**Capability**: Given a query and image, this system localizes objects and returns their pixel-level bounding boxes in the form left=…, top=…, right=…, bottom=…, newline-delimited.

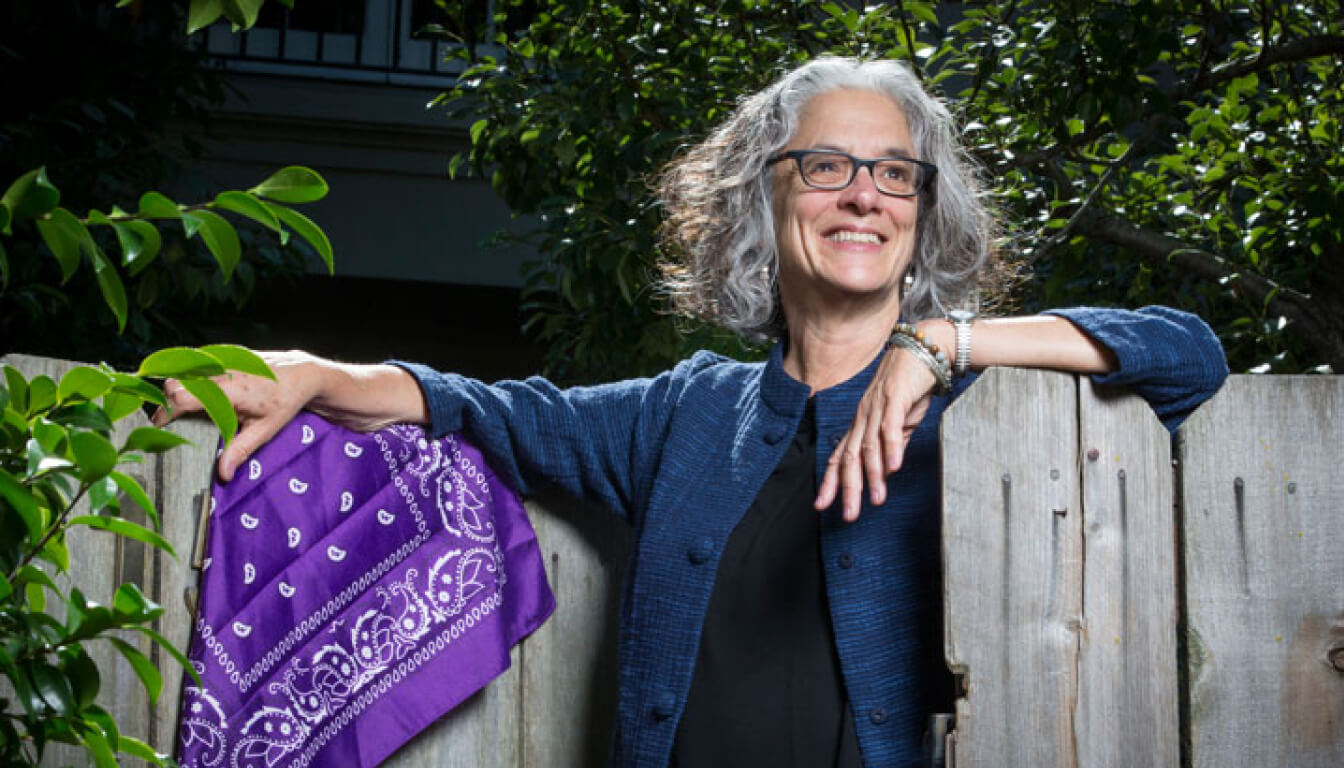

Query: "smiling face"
left=772, top=88, right=920, bottom=321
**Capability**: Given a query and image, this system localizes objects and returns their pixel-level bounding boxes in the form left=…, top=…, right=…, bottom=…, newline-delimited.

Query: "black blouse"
left=671, top=402, right=864, bottom=767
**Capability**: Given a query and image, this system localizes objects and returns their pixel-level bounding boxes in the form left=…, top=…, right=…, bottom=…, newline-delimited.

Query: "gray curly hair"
left=657, top=56, right=995, bottom=341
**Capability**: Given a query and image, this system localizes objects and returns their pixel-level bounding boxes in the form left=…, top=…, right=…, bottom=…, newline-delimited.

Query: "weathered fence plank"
left=519, top=495, right=629, bottom=767
left=1178, top=376, right=1344, bottom=767
left=1075, top=378, right=1179, bottom=767
left=942, top=368, right=1083, bottom=767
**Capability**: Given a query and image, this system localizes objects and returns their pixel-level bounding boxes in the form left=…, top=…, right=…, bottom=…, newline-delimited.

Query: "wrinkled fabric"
left=176, top=414, right=554, bottom=768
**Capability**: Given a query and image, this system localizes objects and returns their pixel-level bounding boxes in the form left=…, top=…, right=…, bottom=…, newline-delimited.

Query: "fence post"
left=1177, top=375, right=1344, bottom=767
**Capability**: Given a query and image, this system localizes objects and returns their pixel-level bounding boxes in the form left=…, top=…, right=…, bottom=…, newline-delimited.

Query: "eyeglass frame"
left=767, top=149, right=938, bottom=198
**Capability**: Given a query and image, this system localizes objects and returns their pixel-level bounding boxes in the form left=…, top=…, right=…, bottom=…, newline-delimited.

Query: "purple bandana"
left=176, top=414, right=555, bottom=768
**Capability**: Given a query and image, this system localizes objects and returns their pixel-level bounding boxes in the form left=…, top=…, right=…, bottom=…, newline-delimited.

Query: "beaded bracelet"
left=886, top=322, right=953, bottom=394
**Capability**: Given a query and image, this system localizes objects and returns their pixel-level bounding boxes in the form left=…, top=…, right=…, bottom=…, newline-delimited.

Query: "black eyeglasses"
left=768, top=149, right=937, bottom=197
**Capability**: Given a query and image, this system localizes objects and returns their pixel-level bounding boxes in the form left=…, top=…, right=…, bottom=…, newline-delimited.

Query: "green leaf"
left=221, top=0, right=264, bottom=29
left=88, top=475, right=120, bottom=513
left=70, top=431, right=118, bottom=481
left=63, top=647, right=101, bottom=710
left=2, top=167, right=61, bottom=221
left=79, top=722, right=119, bottom=768
left=30, top=661, right=77, bottom=715
left=201, top=344, right=275, bottom=379
left=132, top=624, right=203, bottom=686
left=82, top=706, right=122, bottom=760
left=0, top=199, right=10, bottom=234
left=27, top=580, right=46, bottom=611
left=32, top=417, right=65, bottom=453
left=265, top=202, right=334, bottom=273
left=181, top=377, right=237, bottom=445
left=58, top=366, right=113, bottom=403
left=137, top=191, right=182, bottom=219
left=187, top=0, right=225, bottom=34
left=0, top=237, right=8, bottom=290
left=0, top=468, right=42, bottom=538
left=5, top=364, right=29, bottom=412
left=34, top=206, right=84, bottom=282
left=122, top=426, right=191, bottom=453
left=110, top=372, right=169, bottom=407
left=214, top=190, right=282, bottom=232
left=27, top=374, right=57, bottom=415
left=14, top=563, right=59, bottom=592
left=116, top=220, right=162, bottom=275
left=49, top=402, right=114, bottom=431
left=102, top=391, right=141, bottom=421
left=39, top=532, right=70, bottom=572
left=250, top=166, right=329, bottom=203
left=190, top=208, right=241, bottom=281
left=118, top=735, right=168, bottom=764
left=107, top=637, right=162, bottom=707
left=113, top=582, right=164, bottom=622
left=88, top=242, right=128, bottom=333
left=110, top=470, right=160, bottom=530
left=137, top=347, right=227, bottom=378
left=68, top=515, right=176, bottom=557
left=470, top=119, right=489, bottom=145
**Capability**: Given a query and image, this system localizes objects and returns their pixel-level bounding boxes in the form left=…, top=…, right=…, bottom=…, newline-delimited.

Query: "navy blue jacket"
left=397, top=306, right=1228, bottom=767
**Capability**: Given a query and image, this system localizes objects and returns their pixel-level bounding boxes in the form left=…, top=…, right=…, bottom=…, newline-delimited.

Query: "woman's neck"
left=782, top=302, right=901, bottom=393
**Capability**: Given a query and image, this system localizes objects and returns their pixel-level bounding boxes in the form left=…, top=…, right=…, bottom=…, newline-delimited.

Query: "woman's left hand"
left=813, top=335, right=943, bottom=523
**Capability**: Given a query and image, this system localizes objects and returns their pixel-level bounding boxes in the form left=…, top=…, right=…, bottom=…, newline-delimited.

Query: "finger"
left=836, top=402, right=872, bottom=518
left=155, top=378, right=205, bottom=425
left=840, top=439, right=864, bottom=523
left=882, top=397, right=908, bottom=473
left=217, top=416, right=283, bottom=483
left=862, top=431, right=886, bottom=507
left=815, top=454, right=841, bottom=511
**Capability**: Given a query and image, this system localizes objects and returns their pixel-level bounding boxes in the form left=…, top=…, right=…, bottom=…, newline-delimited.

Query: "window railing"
left=202, top=0, right=504, bottom=87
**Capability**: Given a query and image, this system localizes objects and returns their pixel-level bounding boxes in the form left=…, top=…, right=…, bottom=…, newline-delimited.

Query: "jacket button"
left=688, top=537, right=714, bottom=565
left=763, top=424, right=789, bottom=444
left=652, top=691, right=677, bottom=721
left=869, top=706, right=888, bottom=725
left=837, top=552, right=855, bottom=569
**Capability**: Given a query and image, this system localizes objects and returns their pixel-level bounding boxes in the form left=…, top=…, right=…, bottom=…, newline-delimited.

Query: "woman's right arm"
left=154, top=350, right=429, bottom=482
left=156, top=349, right=719, bottom=522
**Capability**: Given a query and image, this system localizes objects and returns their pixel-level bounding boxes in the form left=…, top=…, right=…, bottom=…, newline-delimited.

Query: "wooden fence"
left=7, top=354, right=1340, bottom=767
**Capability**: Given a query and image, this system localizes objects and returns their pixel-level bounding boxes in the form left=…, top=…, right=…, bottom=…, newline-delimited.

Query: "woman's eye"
left=882, top=165, right=910, bottom=181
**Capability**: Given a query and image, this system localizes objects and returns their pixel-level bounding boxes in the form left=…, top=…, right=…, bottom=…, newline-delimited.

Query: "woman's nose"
left=840, top=167, right=881, bottom=213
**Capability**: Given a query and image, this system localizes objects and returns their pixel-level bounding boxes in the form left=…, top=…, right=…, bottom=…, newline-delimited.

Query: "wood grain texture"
left=942, top=368, right=1083, bottom=768
left=1178, top=375, right=1344, bottom=767
left=519, top=493, right=630, bottom=768
left=1075, top=377, right=1179, bottom=767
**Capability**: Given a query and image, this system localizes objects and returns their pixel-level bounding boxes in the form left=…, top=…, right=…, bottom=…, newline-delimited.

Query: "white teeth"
left=827, top=230, right=881, bottom=244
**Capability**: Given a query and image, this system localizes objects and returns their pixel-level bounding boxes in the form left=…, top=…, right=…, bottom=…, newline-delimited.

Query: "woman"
left=159, top=57, right=1227, bottom=767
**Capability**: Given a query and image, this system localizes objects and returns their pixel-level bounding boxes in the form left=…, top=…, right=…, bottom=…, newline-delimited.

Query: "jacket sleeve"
left=388, top=352, right=726, bottom=522
left=1042, top=305, right=1229, bottom=432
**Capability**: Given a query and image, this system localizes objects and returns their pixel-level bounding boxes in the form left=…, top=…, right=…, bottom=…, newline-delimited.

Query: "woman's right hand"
left=153, top=350, right=328, bottom=481
left=152, top=350, right=430, bottom=482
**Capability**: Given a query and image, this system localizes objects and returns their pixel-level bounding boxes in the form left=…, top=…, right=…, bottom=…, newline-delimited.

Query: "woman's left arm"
left=817, top=306, right=1228, bottom=520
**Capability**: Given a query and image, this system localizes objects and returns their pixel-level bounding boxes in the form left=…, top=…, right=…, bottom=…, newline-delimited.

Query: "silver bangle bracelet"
left=886, top=323, right=952, bottom=394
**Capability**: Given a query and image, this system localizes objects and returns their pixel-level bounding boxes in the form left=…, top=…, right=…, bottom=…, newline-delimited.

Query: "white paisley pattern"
left=180, top=430, right=508, bottom=768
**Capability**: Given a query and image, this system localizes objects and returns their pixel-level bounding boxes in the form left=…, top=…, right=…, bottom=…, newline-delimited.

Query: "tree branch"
left=1072, top=209, right=1324, bottom=333
left=1194, top=35, right=1344, bottom=91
